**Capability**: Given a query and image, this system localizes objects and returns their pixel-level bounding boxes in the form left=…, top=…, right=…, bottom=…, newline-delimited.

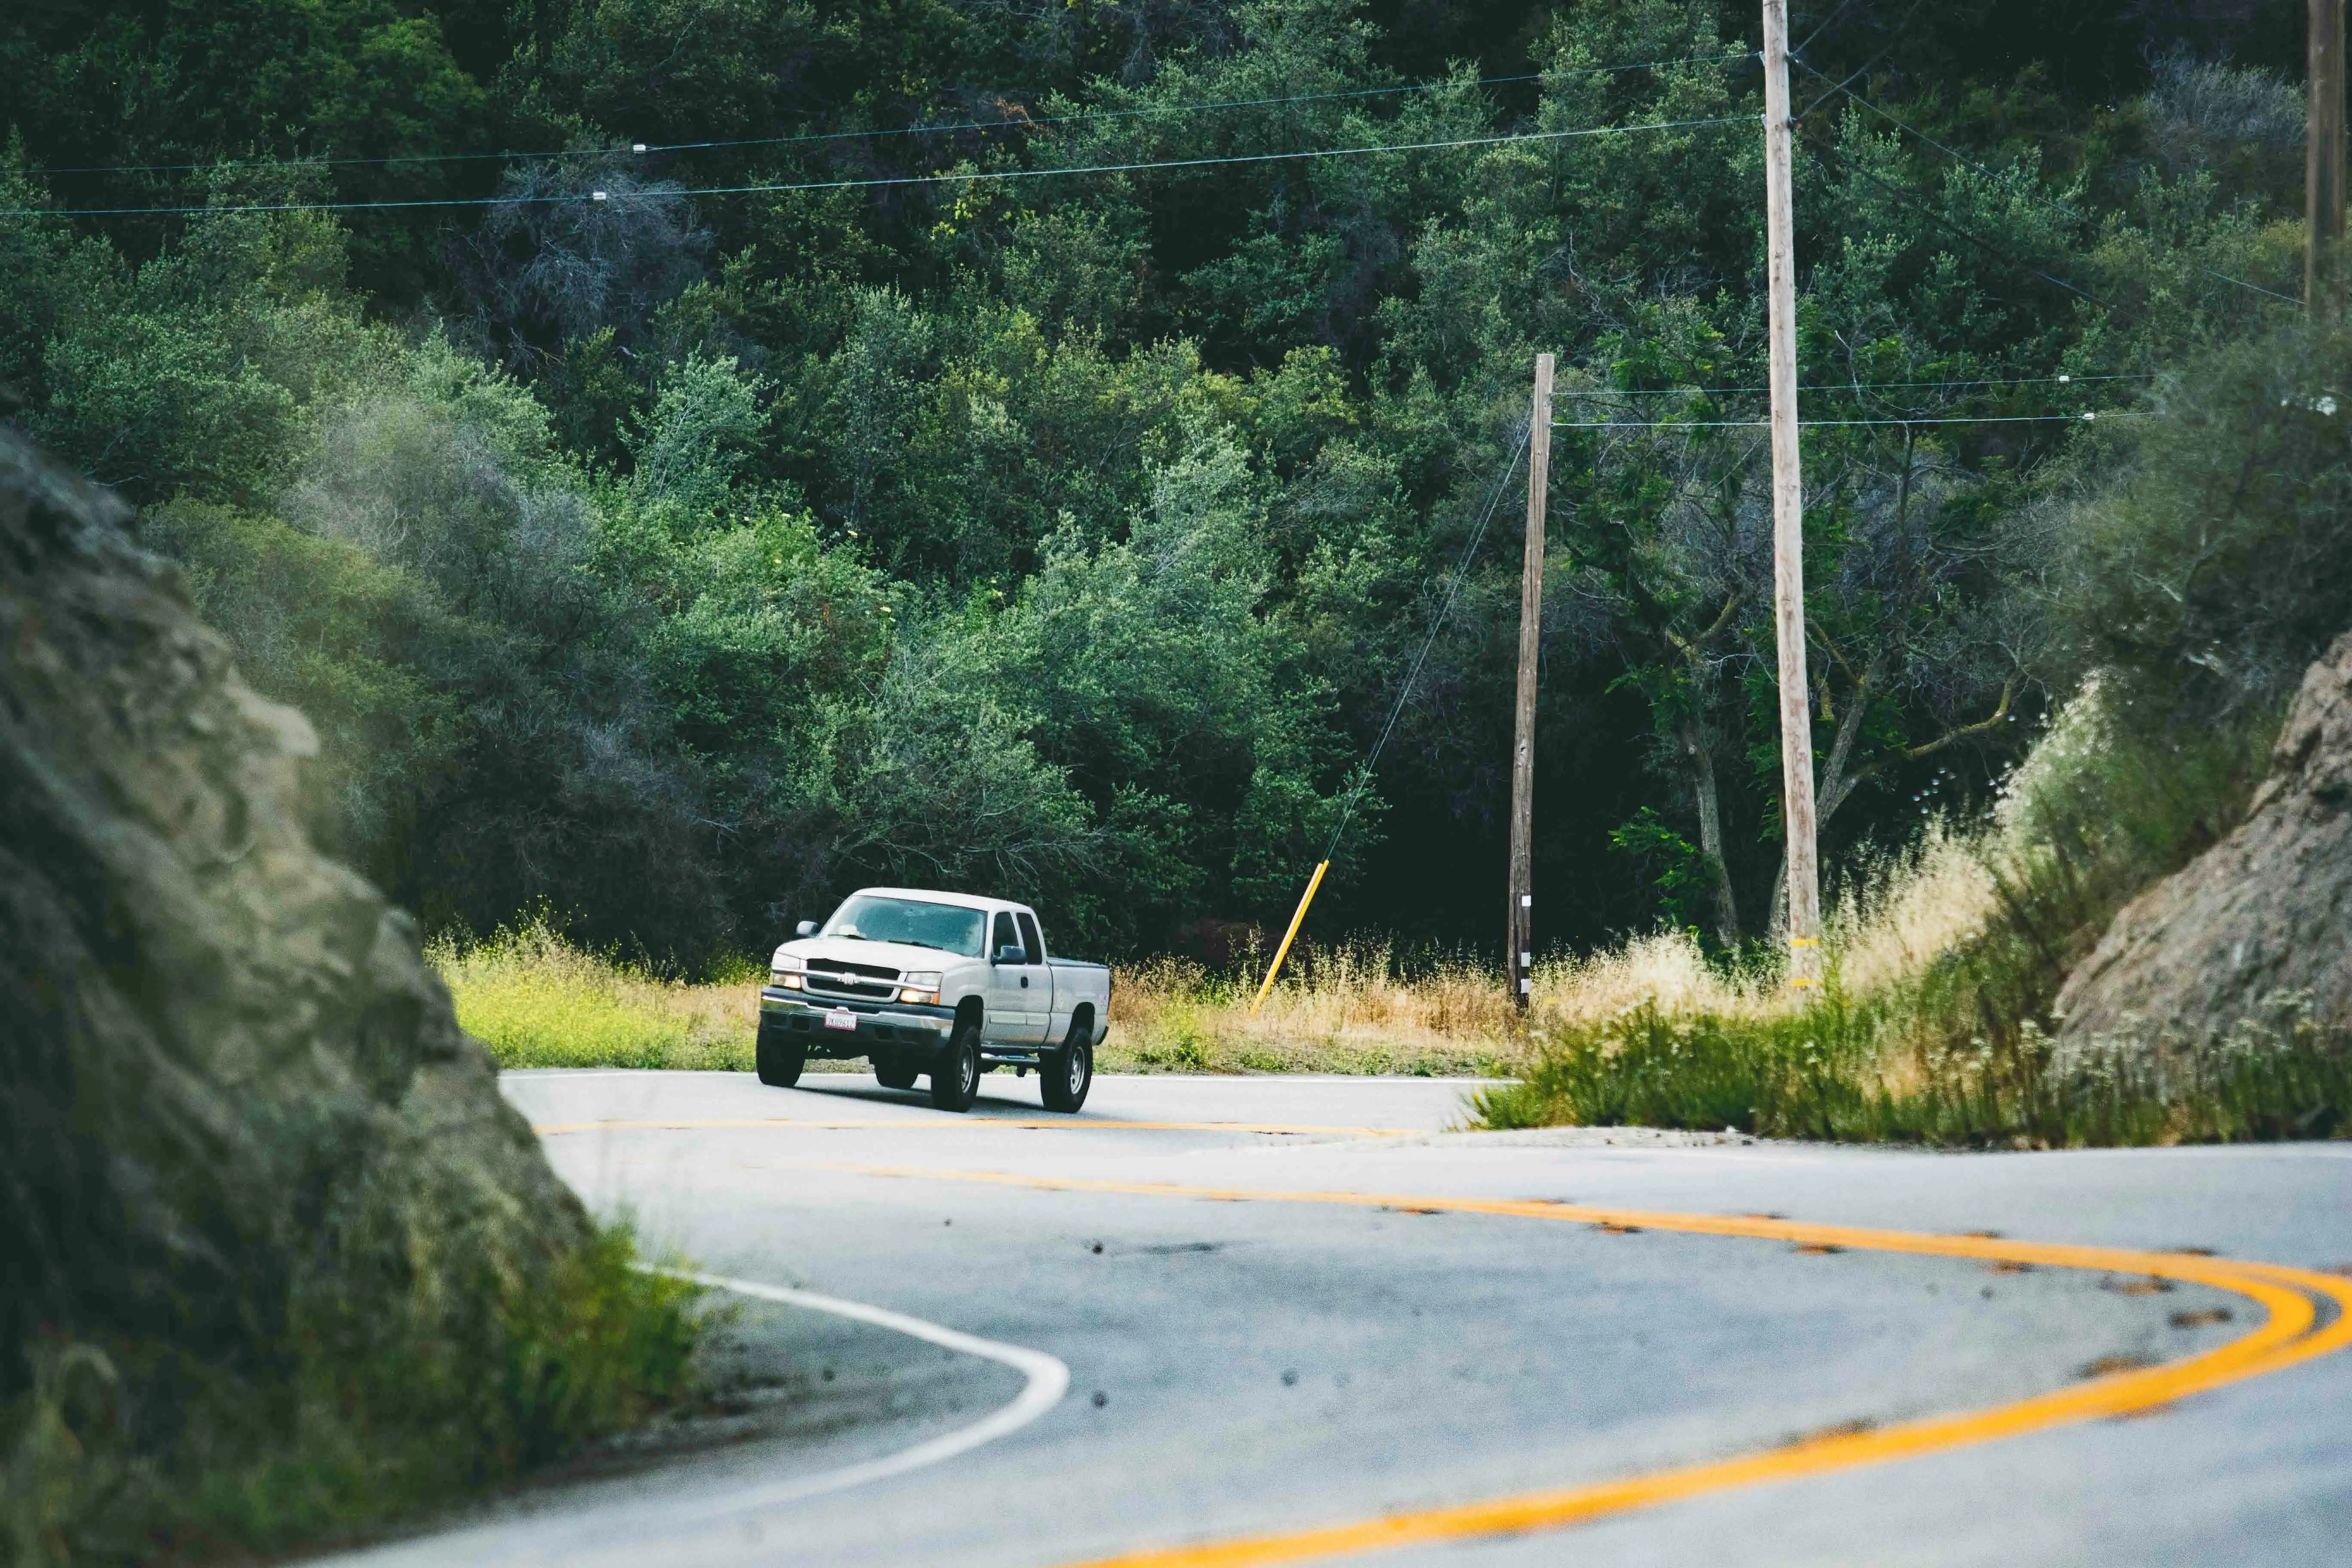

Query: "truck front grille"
left=802, top=964, right=901, bottom=1002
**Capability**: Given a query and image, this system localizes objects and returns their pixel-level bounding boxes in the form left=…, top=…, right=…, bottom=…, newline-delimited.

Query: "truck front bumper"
left=759, top=988, right=957, bottom=1056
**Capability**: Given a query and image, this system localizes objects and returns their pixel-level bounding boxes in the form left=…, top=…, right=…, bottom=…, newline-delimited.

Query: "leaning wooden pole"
left=1250, top=861, right=1327, bottom=1017
left=1761, top=0, right=1822, bottom=988
left=2311, top=0, right=2346, bottom=315
left=1506, top=353, right=1554, bottom=1010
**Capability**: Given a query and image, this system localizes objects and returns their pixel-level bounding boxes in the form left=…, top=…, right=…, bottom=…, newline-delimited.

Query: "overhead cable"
left=1553, top=412, right=2142, bottom=429
left=1791, top=57, right=2298, bottom=309
left=1556, top=371, right=2147, bottom=395
left=24, top=50, right=1755, bottom=178
left=1319, top=421, right=1534, bottom=866
left=0, top=114, right=1751, bottom=218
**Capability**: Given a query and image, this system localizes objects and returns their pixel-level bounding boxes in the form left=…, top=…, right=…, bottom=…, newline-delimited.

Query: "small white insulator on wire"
left=2081, top=411, right=2094, bottom=421
left=591, top=190, right=609, bottom=201
left=2057, top=373, right=2070, bottom=383
left=632, top=143, right=648, bottom=153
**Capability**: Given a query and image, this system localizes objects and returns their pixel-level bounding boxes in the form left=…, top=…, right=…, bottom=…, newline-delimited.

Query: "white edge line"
left=652, top=1268, right=1071, bottom=1514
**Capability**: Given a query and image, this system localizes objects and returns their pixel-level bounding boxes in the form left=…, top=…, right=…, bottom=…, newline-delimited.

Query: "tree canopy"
left=1, top=0, right=2328, bottom=965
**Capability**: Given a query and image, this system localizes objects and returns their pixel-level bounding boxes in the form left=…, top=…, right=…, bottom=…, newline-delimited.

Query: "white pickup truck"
left=756, top=887, right=1113, bottom=1112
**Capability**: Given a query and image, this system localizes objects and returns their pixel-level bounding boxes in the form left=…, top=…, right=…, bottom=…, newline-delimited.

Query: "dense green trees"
left=1, top=0, right=2331, bottom=964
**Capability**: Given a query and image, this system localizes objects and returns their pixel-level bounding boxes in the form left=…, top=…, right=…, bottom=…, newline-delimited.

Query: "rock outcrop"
left=2057, top=630, right=2352, bottom=1045
left=0, top=430, right=588, bottom=1436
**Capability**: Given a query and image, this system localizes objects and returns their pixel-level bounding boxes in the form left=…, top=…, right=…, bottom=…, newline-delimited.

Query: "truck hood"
left=775, top=937, right=975, bottom=976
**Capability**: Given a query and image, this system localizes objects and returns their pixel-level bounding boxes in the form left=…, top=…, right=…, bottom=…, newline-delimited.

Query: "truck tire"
left=874, top=1056, right=919, bottom=1091
left=1040, top=1016, right=1093, bottom=1113
left=756, top=1026, right=805, bottom=1088
left=930, top=1023, right=982, bottom=1112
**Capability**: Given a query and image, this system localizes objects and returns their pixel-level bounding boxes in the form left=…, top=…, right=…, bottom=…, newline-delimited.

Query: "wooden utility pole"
left=1762, top=0, right=1822, bottom=987
left=1507, top=352, right=1554, bottom=1010
left=2311, top=0, right=2346, bottom=315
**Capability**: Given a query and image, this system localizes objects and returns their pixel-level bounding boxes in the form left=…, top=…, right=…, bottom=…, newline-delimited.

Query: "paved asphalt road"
left=325, top=1070, right=2352, bottom=1567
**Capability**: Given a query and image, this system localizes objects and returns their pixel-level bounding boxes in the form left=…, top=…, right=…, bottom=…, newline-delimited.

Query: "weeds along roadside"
left=14, top=1226, right=705, bottom=1563
left=429, top=690, right=2350, bottom=1138
left=431, top=919, right=1526, bottom=1078
left=1478, top=690, right=2351, bottom=1147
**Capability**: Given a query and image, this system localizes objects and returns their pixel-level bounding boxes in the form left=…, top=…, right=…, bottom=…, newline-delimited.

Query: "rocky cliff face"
left=2057, top=630, right=2352, bottom=1046
left=0, top=430, right=590, bottom=1510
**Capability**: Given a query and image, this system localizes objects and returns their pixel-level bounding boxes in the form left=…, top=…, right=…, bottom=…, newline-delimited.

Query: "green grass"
left=1472, top=986, right=2350, bottom=1147
left=9, top=1225, right=706, bottom=1565
left=1474, top=693, right=2351, bottom=1148
left=434, top=922, right=1520, bottom=1078
left=432, top=919, right=778, bottom=1072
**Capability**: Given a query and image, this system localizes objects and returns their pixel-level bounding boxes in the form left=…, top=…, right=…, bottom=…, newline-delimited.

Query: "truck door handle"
left=1020, top=976, right=1030, bottom=987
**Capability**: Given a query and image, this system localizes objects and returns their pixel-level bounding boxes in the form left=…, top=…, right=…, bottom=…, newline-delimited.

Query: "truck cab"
left=755, top=887, right=1112, bottom=1112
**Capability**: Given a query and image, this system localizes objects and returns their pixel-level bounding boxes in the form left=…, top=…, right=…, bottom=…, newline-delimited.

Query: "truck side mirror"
left=796, top=920, right=818, bottom=937
left=995, top=943, right=1026, bottom=964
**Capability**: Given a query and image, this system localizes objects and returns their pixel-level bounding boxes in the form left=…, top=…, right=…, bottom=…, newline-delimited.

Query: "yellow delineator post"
left=1250, top=860, right=1329, bottom=1018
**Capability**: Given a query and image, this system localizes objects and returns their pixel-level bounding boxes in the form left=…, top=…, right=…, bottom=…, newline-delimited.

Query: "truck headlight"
left=900, top=971, right=941, bottom=1004
left=770, top=952, right=805, bottom=986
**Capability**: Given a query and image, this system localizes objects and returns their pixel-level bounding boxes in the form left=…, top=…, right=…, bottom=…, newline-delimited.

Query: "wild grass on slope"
left=433, top=920, right=1525, bottom=1077
left=10, top=1225, right=704, bottom=1565
left=1107, top=945, right=1519, bottom=1075
left=431, top=919, right=785, bottom=1072
left=1475, top=695, right=2352, bottom=1147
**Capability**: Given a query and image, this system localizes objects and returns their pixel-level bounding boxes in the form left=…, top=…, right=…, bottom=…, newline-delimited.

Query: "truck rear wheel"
left=756, top=1026, right=805, bottom=1088
left=874, top=1056, right=918, bottom=1091
left=1040, top=1016, right=1093, bottom=1112
left=930, top=1023, right=981, bottom=1112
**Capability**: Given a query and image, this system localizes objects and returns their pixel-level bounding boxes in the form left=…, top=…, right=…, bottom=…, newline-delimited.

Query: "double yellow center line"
left=833, top=1164, right=2352, bottom=1568
left=534, top=1114, right=2352, bottom=1565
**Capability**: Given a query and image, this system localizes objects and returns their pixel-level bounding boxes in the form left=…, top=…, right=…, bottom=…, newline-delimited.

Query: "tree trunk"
left=1814, top=665, right=1876, bottom=827
left=1682, top=720, right=1740, bottom=945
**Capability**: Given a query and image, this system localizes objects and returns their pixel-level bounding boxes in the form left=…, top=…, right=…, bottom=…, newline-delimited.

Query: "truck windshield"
left=821, top=895, right=987, bottom=956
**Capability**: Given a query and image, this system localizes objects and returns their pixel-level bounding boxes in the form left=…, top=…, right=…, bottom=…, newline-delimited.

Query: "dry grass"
left=436, top=922, right=1529, bottom=1077
left=432, top=830, right=2006, bottom=1085
left=1823, top=825, right=2000, bottom=998
left=1106, top=944, right=1521, bottom=1076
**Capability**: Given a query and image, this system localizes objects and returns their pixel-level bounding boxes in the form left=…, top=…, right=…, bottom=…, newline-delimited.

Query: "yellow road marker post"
left=1250, top=860, right=1329, bottom=1018
left=1787, top=934, right=1820, bottom=989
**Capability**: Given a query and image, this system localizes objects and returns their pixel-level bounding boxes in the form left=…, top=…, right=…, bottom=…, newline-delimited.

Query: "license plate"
left=823, top=1009, right=858, bottom=1032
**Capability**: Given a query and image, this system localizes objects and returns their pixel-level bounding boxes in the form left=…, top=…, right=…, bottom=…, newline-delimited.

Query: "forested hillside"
left=0, top=0, right=2324, bottom=965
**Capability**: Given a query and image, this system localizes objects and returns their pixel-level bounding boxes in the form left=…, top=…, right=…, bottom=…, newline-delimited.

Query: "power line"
left=1792, top=58, right=2300, bottom=309
left=1787, top=0, right=1932, bottom=122
left=0, top=114, right=1752, bottom=219
left=657, top=50, right=1751, bottom=158
left=24, top=51, right=1756, bottom=178
left=1320, top=422, right=1534, bottom=866
left=1805, top=135, right=2112, bottom=308
left=1557, top=371, right=2147, bottom=395
left=1792, top=0, right=1864, bottom=58
left=1553, top=411, right=2141, bottom=428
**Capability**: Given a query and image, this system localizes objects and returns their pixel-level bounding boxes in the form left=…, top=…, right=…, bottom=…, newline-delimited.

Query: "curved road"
left=329, top=1070, right=2352, bottom=1566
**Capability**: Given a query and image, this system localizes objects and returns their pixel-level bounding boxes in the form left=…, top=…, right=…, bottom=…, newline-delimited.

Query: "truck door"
left=1018, top=911, right=1064, bottom=1041
left=985, top=911, right=1045, bottom=1043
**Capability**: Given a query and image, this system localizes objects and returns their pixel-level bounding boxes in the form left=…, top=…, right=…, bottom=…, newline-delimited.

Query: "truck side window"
left=992, top=911, right=1020, bottom=958
left=1017, top=913, right=1044, bottom=965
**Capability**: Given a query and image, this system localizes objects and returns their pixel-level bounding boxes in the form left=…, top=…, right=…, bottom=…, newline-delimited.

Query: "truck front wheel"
left=1040, top=1017, right=1093, bottom=1113
left=930, top=1023, right=982, bottom=1112
left=756, top=1026, right=806, bottom=1088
